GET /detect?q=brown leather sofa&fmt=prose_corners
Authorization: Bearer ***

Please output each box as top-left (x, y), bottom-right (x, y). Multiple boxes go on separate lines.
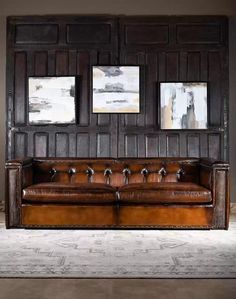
top-left (5, 157), bottom-right (230, 229)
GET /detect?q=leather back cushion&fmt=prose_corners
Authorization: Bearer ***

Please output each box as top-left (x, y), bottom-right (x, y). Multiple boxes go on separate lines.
top-left (32, 158), bottom-right (199, 187)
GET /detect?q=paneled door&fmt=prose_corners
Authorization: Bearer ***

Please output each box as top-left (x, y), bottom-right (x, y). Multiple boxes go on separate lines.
top-left (7, 16), bottom-right (119, 159)
top-left (6, 16), bottom-right (228, 161)
top-left (118, 16), bottom-right (228, 160)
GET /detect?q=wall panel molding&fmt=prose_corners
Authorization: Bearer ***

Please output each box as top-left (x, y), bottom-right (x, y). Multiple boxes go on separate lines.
top-left (6, 15), bottom-right (228, 161)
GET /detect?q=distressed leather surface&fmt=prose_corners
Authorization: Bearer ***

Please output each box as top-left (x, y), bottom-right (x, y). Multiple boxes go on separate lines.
top-left (32, 158), bottom-right (199, 186)
top-left (119, 182), bottom-right (212, 204)
top-left (23, 183), bottom-right (116, 203)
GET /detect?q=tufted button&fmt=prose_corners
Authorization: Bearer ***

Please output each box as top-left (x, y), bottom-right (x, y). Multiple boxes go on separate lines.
top-left (86, 167), bottom-right (95, 176)
top-left (141, 168), bottom-right (149, 176)
top-left (123, 168), bottom-right (131, 184)
top-left (68, 168), bottom-right (76, 175)
top-left (158, 167), bottom-right (167, 176)
top-left (123, 168), bottom-right (131, 175)
top-left (176, 168), bottom-right (185, 180)
top-left (49, 168), bottom-right (57, 175)
top-left (104, 168), bottom-right (112, 176)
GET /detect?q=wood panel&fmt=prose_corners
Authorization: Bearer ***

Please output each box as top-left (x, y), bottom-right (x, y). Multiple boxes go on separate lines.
top-left (208, 133), bottom-right (221, 160)
top-left (119, 16), bottom-right (228, 161)
top-left (97, 133), bottom-right (110, 157)
top-left (14, 52), bottom-right (27, 125)
top-left (146, 53), bottom-right (157, 126)
top-left (34, 52), bottom-right (47, 76)
top-left (187, 134), bottom-right (200, 157)
top-left (56, 51), bottom-right (69, 75)
top-left (187, 52), bottom-right (201, 81)
top-left (77, 133), bottom-right (89, 157)
top-left (67, 24), bottom-right (111, 44)
top-left (200, 134), bottom-right (208, 157)
top-left (125, 134), bottom-right (138, 157)
top-left (56, 133), bottom-right (69, 157)
top-left (167, 134), bottom-right (180, 157)
top-left (124, 24), bottom-right (169, 45)
top-left (208, 52), bottom-right (222, 127)
top-left (145, 135), bottom-right (159, 157)
top-left (34, 133), bottom-right (48, 157)
top-left (6, 15), bottom-right (228, 164)
top-left (176, 24), bottom-right (222, 45)
top-left (14, 133), bottom-right (27, 158)
top-left (15, 24), bottom-right (58, 44)
top-left (166, 52), bottom-right (179, 81)
top-left (69, 134), bottom-right (76, 157)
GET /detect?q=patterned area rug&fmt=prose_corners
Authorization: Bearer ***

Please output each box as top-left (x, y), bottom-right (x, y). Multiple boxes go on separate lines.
top-left (0, 214), bottom-right (236, 278)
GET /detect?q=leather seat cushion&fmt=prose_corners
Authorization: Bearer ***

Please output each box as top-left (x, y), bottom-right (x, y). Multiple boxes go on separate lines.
top-left (119, 182), bottom-right (212, 204)
top-left (23, 183), bottom-right (117, 203)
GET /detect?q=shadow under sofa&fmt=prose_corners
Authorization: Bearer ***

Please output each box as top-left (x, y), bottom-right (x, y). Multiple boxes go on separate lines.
top-left (5, 157), bottom-right (230, 229)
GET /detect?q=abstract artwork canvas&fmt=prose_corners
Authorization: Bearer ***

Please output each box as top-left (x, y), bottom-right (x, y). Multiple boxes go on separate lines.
top-left (28, 76), bottom-right (76, 124)
top-left (160, 82), bottom-right (208, 129)
top-left (92, 66), bottom-right (140, 113)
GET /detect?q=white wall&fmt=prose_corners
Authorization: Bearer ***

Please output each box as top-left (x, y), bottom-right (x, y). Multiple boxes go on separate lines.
top-left (0, 0), bottom-right (236, 203)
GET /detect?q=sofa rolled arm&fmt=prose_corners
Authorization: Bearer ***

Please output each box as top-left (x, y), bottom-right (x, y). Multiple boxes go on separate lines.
top-left (199, 158), bottom-right (230, 229)
top-left (5, 157), bottom-right (33, 228)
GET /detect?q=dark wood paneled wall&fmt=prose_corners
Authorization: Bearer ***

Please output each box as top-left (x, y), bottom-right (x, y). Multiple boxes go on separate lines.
top-left (6, 15), bottom-right (229, 160)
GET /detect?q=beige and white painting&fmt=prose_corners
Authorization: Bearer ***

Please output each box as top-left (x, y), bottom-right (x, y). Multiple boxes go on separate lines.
top-left (92, 66), bottom-right (140, 113)
top-left (160, 82), bottom-right (208, 129)
top-left (28, 76), bottom-right (76, 124)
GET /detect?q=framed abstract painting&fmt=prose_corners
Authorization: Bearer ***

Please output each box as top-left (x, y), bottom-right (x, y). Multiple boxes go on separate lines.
top-left (28, 76), bottom-right (76, 124)
top-left (92, 66), bottom-right (140, 113)
top-left (160, 82), bottom-right (208, 129)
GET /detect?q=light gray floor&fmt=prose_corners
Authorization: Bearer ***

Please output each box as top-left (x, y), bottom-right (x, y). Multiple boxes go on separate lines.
top-left (0, 210), bottom-right (236, 298)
